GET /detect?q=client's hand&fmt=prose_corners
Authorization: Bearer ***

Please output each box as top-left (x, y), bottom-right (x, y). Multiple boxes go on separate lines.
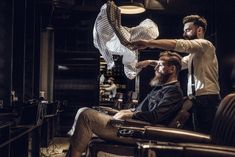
top-left (113, 109), bottom-right (134, 120)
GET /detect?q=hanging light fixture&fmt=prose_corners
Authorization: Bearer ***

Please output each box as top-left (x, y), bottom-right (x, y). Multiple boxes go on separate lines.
top-left (118, 0), bottom-right (146, 14)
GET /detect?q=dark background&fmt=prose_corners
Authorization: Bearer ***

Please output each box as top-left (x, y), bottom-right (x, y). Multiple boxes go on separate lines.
top-left (0, 0), bottom-right (235, 135)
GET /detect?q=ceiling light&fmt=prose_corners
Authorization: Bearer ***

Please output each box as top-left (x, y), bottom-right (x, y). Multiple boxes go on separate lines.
top-left (144, 0), bottom-right (165, 10)
top-left (118, 1), bottom-right (146, 14)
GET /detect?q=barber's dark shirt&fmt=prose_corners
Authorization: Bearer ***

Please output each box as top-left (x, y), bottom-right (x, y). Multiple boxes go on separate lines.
top-left (132, 82), bottom-right (183, 125)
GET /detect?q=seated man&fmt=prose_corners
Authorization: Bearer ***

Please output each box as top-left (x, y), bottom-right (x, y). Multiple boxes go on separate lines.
top-left (68, 51), bottom-right (184, 157)
top-left (100, 77), bottom-right (117, 101)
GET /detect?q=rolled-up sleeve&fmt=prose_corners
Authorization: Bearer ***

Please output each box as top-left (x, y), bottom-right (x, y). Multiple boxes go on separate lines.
top-left (174, 39), bottom-right (211, 54)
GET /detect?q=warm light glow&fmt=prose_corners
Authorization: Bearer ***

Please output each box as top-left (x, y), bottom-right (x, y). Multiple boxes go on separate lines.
top-left (119, 5), bottom-right (146, 14)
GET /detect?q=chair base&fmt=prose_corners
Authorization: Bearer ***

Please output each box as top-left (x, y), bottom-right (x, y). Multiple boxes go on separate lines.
top-left (87, 138), bottom-right (137, 157)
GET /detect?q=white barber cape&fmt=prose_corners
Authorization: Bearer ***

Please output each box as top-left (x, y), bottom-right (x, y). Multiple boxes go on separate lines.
top-left (93, 3), bottom-right (159, 79)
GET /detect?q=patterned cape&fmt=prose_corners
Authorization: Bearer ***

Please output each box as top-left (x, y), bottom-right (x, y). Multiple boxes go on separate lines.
top-left (93, 3), bottom-right (159, 79)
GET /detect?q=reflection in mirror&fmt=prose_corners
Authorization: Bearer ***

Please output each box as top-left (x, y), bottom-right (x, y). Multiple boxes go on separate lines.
top-left (99, 55), bottom-right (138, 109)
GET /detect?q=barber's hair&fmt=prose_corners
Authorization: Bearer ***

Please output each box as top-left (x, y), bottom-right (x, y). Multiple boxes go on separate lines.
top-left (159, 51), bottom-right (182, 74)
top-left (183, 15), bottom-right (207, 32)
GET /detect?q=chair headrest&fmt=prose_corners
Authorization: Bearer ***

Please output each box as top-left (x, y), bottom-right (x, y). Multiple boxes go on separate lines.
top-left (211, 93), bottom-right (235, 146)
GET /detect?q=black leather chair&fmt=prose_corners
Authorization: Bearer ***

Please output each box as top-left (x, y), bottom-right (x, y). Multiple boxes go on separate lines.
top-left (83, 97), bottom-right (193, 157)
top-left (109, 96), bottom-right (193, 129)
top-left (115, 93), bottom-right (235, 146)
top-left (86, 93), bottom-right (235, 157)
top-left (87, 138), bottom-right (235, 157)
top-left (136, 141), bottom-right (235, 157)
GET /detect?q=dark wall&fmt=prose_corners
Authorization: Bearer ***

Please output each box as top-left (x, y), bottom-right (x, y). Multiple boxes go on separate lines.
top-left (0, 0), bottom-right (13, 107)
top-left (12, 0), bottom-right (41, 103)
top-left (215, 0), bottom-right (235, 97)
top-left (0, 0), bottom-right (41, 107)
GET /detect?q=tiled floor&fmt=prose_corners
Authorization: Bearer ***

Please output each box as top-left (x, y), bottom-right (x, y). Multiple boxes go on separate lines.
top-left (40, 137), bottom-right (70, 157)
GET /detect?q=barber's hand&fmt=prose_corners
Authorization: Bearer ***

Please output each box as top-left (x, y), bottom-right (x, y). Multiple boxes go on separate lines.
top-left (136, 60), bottom-right (160, 69)
top-left (136, 60), bottom-right (150, 69)
top-left (130, 40), bottom-right (149, 50)
top-left (113, 110), bottom-right (134, 120)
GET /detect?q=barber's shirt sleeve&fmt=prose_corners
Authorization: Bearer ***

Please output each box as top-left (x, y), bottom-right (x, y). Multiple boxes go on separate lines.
top-left (132, 86), bottom-right (183, 123)
top-left (174, 39), bottom-right (212, 54)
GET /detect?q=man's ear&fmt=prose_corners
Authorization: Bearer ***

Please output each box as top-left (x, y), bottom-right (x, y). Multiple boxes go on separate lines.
top-left (197, 26), bottom-right (205, 34)
top-left (197, 26), bottom-right (204, 38)
top-left (198, 26), bottom-right (203, 32)
top-left (169, 65), bottom-right (176, 73)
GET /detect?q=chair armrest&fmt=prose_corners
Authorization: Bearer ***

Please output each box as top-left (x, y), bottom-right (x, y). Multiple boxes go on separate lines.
top-left (110, 118), bottom-right (155, 128)
top-left (137, 141), bottom-right (235, 157)
top-left (117, 125), bottom-right (211, 144)
top-left (178, 142), bottom-right (235, 153)
top-left (145, 126), bottom-right (211, 143)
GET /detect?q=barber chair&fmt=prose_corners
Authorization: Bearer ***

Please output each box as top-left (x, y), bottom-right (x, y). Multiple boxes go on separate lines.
top-left (86, 93), bottom-right (235, 157)
top-left (115, 93), bottom-right (235, 146)
top-left (84, 97), bottom-right (193, 156)
top-left (88, 138), bottom-right (137, 157)
top-left (136, 141), bottom-right (235, 157)
top-left (87, 138), bottom-right (235, 157)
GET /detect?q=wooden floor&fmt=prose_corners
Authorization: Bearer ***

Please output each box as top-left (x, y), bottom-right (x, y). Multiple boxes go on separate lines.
top-left (40, 137), bottom-right (70, 157)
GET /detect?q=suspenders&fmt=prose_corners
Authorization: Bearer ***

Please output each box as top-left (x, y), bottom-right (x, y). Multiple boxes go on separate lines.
top-left (191, 59), bottom-right (198, 131)
top-left (191, 60), bottom-right (196, 97)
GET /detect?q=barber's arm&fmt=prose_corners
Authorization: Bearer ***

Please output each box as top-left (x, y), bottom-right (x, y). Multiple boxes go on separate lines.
top-left (136, 60), bottom-right (159, 69)
top-left (131, 39), bottom-right (176, 50)
top-left (131, 39), bottom-right (211, 55)
top-left (174, 39), bottom-right (212, 54)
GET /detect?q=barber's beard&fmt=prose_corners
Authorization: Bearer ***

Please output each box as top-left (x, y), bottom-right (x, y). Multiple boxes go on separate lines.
top-left (184, 34), bottom-right (197, 40)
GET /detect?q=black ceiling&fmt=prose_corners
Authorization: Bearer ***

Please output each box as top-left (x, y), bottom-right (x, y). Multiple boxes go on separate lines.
top-left (39, 0), bottom-right (235, 26)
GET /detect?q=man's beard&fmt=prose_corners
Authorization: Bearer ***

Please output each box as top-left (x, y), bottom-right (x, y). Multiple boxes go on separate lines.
top-left (149, 73), bottom-right (170, 86)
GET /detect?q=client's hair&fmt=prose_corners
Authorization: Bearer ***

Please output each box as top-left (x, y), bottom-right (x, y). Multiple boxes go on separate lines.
top-left (159, 51), bottom-right (182, 75)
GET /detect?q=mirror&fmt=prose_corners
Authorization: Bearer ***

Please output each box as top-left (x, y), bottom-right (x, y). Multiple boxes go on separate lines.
top-left (99, 55), bottom-right (138, 109)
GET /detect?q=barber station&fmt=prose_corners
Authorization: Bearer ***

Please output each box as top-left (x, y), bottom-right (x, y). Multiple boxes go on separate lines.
top-left (0, 0), bottom-right (235, 157)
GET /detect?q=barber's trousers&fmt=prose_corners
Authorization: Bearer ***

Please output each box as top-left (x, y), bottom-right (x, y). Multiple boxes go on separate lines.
top-left (194, 94), bottom-right (221, 134)
top-left (70, 108), bottom-right (136, 152)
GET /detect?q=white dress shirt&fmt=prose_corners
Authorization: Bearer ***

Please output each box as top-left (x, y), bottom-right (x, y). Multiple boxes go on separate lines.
top-left (174, 39), bottom-right (220, 96)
